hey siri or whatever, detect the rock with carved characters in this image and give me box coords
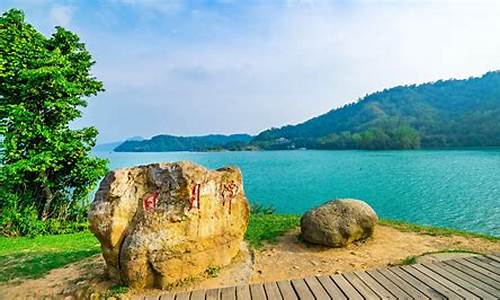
[88,161,249,289]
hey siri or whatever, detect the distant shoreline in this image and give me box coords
[98,146,500,153]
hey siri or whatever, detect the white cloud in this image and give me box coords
[48,5,74,27]
[60,1,500,141]
[115,0,184,14]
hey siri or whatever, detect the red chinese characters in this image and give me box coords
[221,181,239,213]
[189,184,201,209]
[143,192,159,211]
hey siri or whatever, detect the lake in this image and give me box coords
[93,149,500,236]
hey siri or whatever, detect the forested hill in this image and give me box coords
[252,71,500,150]
[114,134,253,152]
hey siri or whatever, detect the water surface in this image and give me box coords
[94,149,500,236]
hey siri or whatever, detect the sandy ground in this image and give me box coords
[250,225,500,283]
[1,224,499,299]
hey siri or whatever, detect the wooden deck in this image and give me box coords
[144,254,500,299]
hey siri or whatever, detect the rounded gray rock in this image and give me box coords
[300,199,378,247]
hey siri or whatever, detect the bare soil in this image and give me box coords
[1,224,499,299]
[250,225,500,283]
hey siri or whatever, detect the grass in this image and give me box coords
[0,232,100,283]
[205,266,220,278]
[379,219,500,241]
[104,285,129,297]
[245,214,300,248]
[1,215,498,283]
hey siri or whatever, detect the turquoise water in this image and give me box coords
[94,149,500,236]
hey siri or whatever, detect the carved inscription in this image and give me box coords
[143,192,159,211]
[189,183,201,209]
[221,180,239,213]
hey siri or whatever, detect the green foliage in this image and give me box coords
[253,71,500,150]
[245,214,300,248]
[114,134,252,152]
[205,266,220,278]
[400,256,417,265]
[250,202,276,215]
[105,285,129,297]
[0,231,100,282]
[0,9,108,236]
[316,126,421,150]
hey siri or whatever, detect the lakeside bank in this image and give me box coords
[1,215,499,298]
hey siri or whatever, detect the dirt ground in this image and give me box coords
[1,224,499,299]
[250,225,500,283]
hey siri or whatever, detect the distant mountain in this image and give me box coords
[114,134,253,152]
[252,71,500,150]
[94,136,144,152]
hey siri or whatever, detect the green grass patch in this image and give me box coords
[104,285,129,297]
[0,231,100,282]
[379,219,500,241]
[400,256,417,265]
[245,214,300,248]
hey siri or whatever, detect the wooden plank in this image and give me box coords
[400,265,463,299]
[486,254,500,263]
[264,281,282,300]
[365,270,414,299]
[220,286,236,300]
[236,285,252,300]
[330,274,363,300]
[423,262,499,299]
[316,276,347,299]
[276,280,298,300]
[436,261,500,296]
[175,291,191,300]
[206,288,220,300]
[481,257,500,268]
[190,289,206,300]
[388,267,444,299]
[249,283,267,300]
[145,296,159,300]
[342,272,380,299]
[159,293,174,300]
[453,258,500,282]
[291,278,314,300]
[354,271,397,299]
[465,257,500,275]
[379,268,430,299]
[444,260,500,291]
[303,276,330,299]
[412,264,479,299]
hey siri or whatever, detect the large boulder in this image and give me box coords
[300,199,377,247]
[88,161,249,289]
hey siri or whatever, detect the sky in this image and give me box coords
[1,0,500,143]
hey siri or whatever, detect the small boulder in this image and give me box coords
[300,199,377,247]
[88,161,249,289]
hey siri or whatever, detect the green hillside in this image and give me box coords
[114,134,253,152]
[252,71,500,150]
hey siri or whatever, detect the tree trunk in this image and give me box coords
[41,185,53,221]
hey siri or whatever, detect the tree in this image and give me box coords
[0,9,108,236]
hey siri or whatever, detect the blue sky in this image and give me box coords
[2,0,500,143]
